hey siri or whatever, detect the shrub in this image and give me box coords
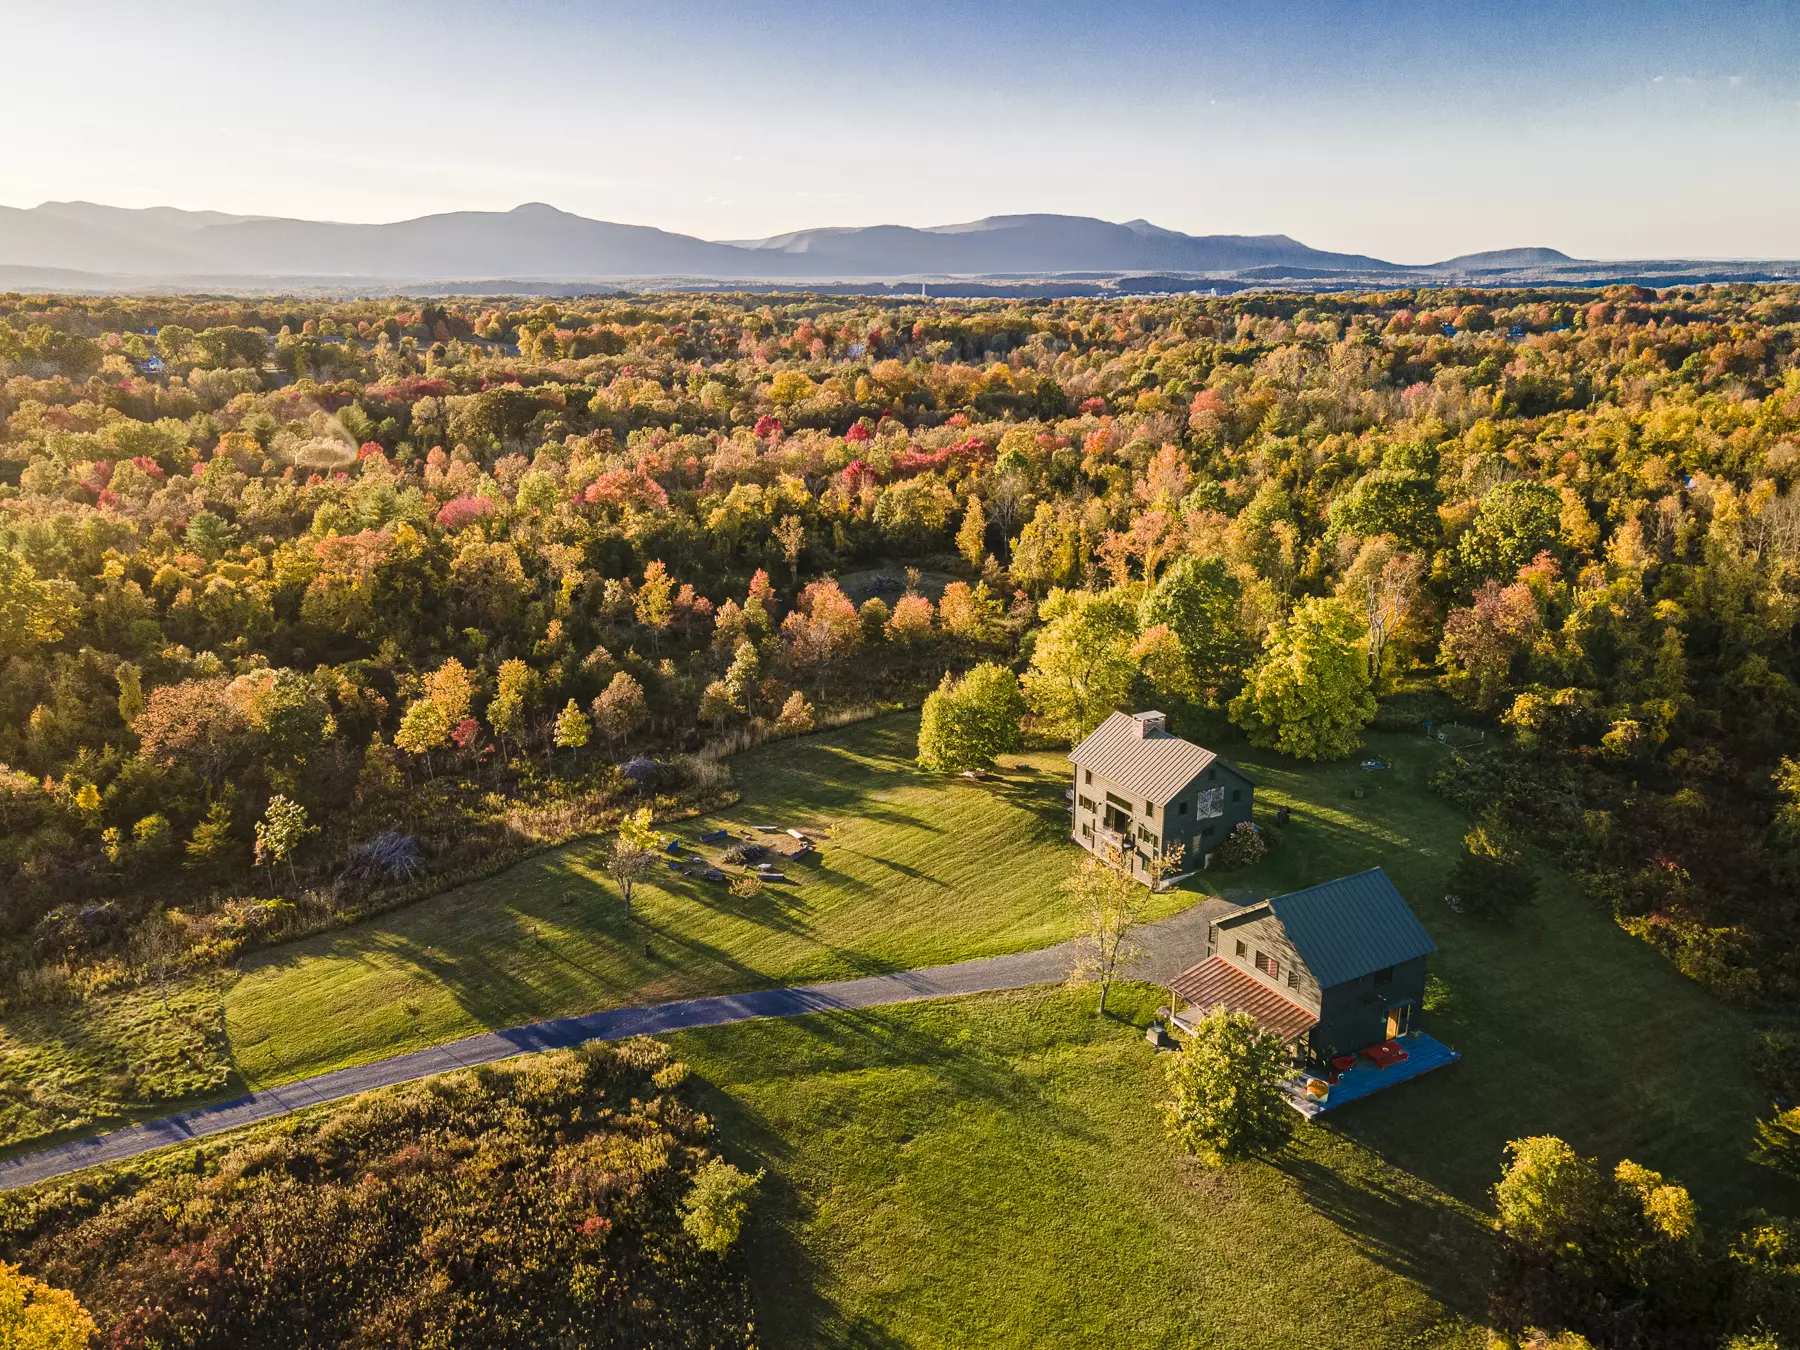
[1446,810,1538,919]
[1371,688,1459,732]
[1214,821,1268,869]
[622,757,686,793]
[680,1158,763,1254]
[0,1260,96,1349]
[0,1042,755,1348]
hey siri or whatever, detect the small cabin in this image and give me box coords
[1171,867,1437,1065]
[1066,710,1255,883]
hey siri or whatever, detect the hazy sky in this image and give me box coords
[6,0,1800,261]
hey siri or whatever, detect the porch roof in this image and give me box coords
[1168,956,1318,1043]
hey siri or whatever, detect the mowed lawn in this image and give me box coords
[226,717,1172,1086]
[225,713,1786,1227]
[671,984,1491,1350]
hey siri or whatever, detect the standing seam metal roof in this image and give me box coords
[1168,956,1318,1042]
[1265,867,1437,989]
[1066,711,1226,803]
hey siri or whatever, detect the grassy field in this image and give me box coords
[672,983,1490,1350]
[224,717,1184,1086]
[5,711,1789,1343]
[216,715,1787,1216]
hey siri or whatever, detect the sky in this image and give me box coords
[5,0,1800,262]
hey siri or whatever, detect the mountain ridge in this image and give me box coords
[0,200,1552,281]
[1,201,1795,292]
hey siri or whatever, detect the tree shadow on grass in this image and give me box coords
[685,1078,912,1349]
[675,994,1120,1346]
[1273,1146,1494,1321]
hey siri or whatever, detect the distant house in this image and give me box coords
[1171,867,1437,1063]
[1067,710,1254,883]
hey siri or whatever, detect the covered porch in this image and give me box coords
[1165,955,1318,1045]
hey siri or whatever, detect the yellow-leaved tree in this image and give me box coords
[0,1261,97,1350]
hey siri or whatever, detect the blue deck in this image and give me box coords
[1286,1033,1460,1117]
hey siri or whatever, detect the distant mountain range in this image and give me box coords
[0,201,1794,295]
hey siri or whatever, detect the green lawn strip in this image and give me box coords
[225,716,1191,1087]
[669,983,1490,1350]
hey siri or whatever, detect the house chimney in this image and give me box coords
[1134,711,1166,738]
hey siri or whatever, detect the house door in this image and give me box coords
[1385,1002,1414,1039]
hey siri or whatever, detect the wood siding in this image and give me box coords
[1070,760,1254,879]
[1205,907,1322,1014]
[1310,956,1430,1060]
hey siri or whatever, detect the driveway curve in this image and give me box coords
[0,892,1239,1192]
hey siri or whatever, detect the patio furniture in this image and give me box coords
[1361,1040,1410,1071]
[664,838,684,854]
[700,829,731,843]
[1330,1054,1357,1074]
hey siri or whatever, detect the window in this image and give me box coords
[1202,825,1215,838]
[1207,767,1216,782]
[1084,769,1092,785]
[1178,800,1189,815]
[1078,795,1095,813]
[1287,969,1299,989]
[1195,787,1225,819]
[1136,824,1153,844]
[1231,789,1242,803]
[1254,950,1278,979]
[1373,967,1394,988]
[1145,800,1155,816]
[1081,824,1093,840]
[1234,940,1246,958]
[1105,792,1132,811]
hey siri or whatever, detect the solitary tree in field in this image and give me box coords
[1065,845,1179,1014]
[681,1157,764,1254]
[553,699,591,756]
[917,663,1026,773]
[1446,808,1538,918]
[607,805,661,914]
[1162,1007,1294,1166]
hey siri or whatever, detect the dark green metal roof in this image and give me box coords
[1267,867,1437,989]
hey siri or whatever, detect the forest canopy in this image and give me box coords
[2,281,1800,1024]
